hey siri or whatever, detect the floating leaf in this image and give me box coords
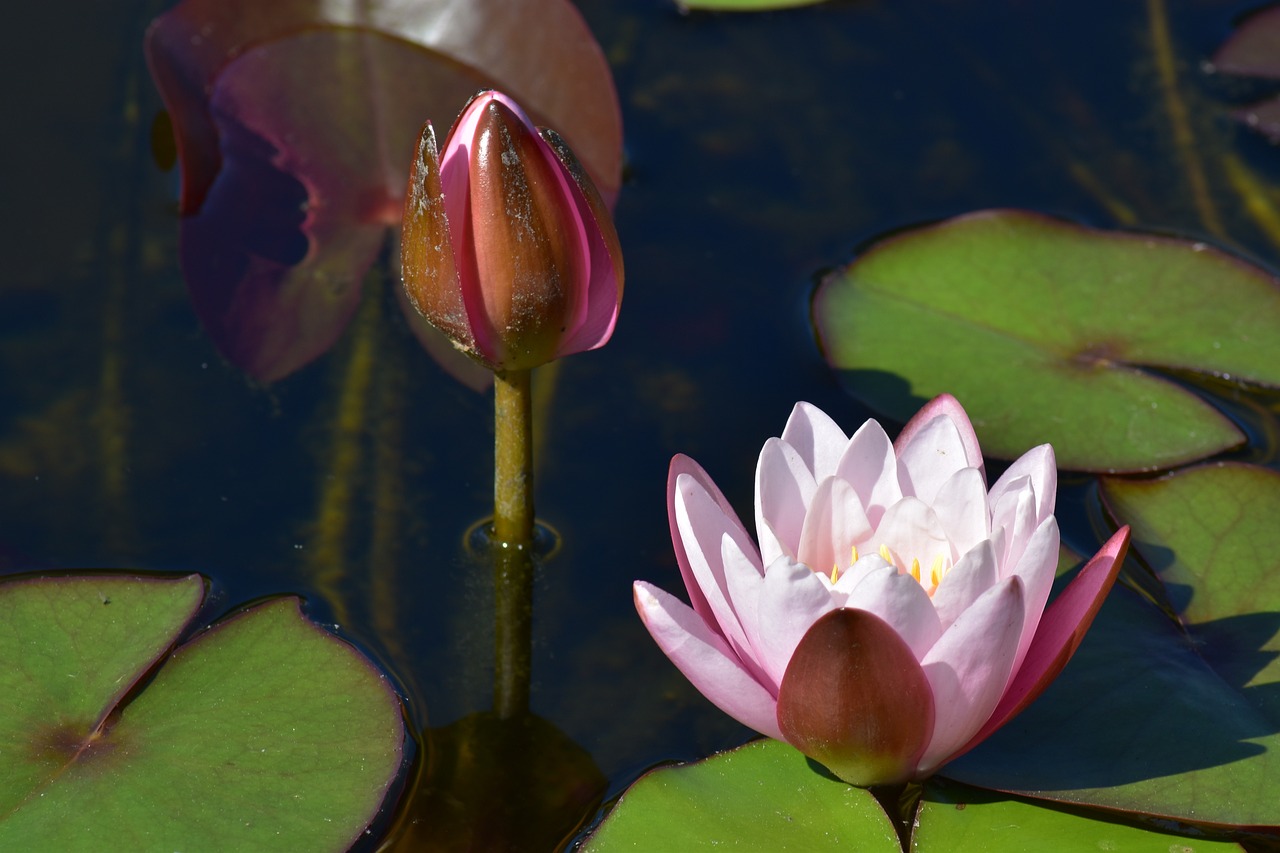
[944,464,1280,830]
[1212,5,1280,143]
[581,739,900,851]
[145,0,622,381]
[915,779,1245,851]
[0,573,404,851]
[814,210,1280,472]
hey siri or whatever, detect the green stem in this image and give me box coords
[492,369,535,717]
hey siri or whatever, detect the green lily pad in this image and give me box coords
[944,465,1280,830]
[813,209,1280,472]
[0,573,404,851]
[915,779,1246,851]
[581,739,900,851]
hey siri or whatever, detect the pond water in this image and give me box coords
[2,0,1277,848]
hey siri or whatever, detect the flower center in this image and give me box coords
[833,544,951,596]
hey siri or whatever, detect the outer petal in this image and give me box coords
[1005,516,1061,676]
[842,564,943,659]
[777,608,934,787]
[634,582,784,740]
[896,415,972,505]
[988,444,1056,525]
[916,576,1025,776]
[835,419,903,527]
[752,557,838,688]
[668,454,758,625]
[779,402,848,481]
[895,394,986,484]
[755,437,819,566]
[795,476,872,579]
[951,526,1130,761]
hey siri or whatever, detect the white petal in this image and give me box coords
[795,477,873,579]
[991,484,1037,571]
[674,472,764,664]
[896,415,971,505]
[872,497,952,570]
[930,539,999,631]
[634,582,784,740]
[835,419,902,527]
[917,577,1025,774]
[755,438,818,567]
[780,402,848,481]
[930,467,990,558]
[753,556,838,689]
[1006,517,1060,676]
[989,444,1056,525]
[843,564,943,659]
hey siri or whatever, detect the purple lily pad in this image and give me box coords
[1212,5,1280,143]
[145,0,622,381]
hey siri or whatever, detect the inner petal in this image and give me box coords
[872,497,954,578]
[796,476,872,579]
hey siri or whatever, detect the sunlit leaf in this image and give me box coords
[581,739,900,851]
[0,574,404,851]
[813,210,1280,472]
[1213,5,1280,143]
[145,0,622,381]
[944,464,1280,830]
[915,779,1245,851]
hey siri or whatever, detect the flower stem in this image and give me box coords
[492,368,534,717]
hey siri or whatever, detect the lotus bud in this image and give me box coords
[401,91,623,373]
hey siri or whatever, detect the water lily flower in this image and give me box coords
[401,90,624,373]
[634,395,1129,787]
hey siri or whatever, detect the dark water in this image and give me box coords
[1,0,1276,847]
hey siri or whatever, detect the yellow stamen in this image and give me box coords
[831,563,839,583]
[850,544,859,564]
[879,544,893,564]
[909,558,921,582]
[930,555,945,588]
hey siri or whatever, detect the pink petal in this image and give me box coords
[842,564,943,659]
[719,532,773,686]
[990,483,1037,570]
[634,582,783,740]
[917,576,1025,776]
[755,437,818,566]
[930,539,999,631]
[895,394,986,484]
[779,402,848,481]
[835,419,903,527]
[795,476,872,579]
[1006,517,1061,675]
[777,608,935,787]
[930,467,991,559]
[753,557,838,688]
[871,497,951,572]
[896,415,973,506]
[989,444,1056,525]
[950,526,1130,761]
[668,454,756,625]
[671,469,763,662]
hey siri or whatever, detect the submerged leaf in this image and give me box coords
[1213,5,1280,143]
[145,0,621,381]
[814,210,1280,472]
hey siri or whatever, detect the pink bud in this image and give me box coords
[401,91,623,373]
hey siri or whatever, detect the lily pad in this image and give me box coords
[915,779,1245,851]
[0,573,404,851]
[1212,5,1280,143]
[581,739,900,851]
[813,210,1280,472]
[145,0,622,381]
[944,465,1280,830]
[676,0,827,11]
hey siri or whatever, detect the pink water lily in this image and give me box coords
[634,395,1129,786]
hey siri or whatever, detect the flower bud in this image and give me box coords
[401,91,623,373]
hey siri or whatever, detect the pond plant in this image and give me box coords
[4,0,1280,850]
